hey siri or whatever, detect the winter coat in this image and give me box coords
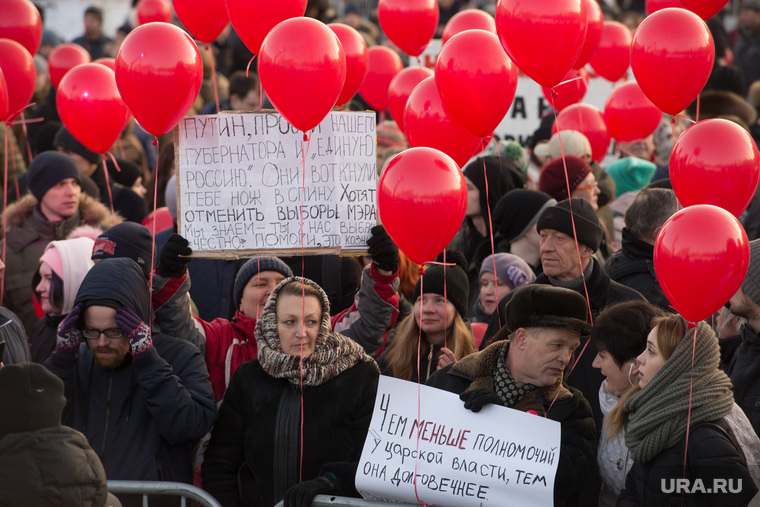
[0,426,108,507]
[481,258,645,435]
[605,228,670,312]
[617,419,756,506]
[728,324,760,437]
[427,340,597,507]
[0,306,29,364]
[597,380,632,507]
[154,263,398,402]
[29,313,64,364]
[0,193,114,334]
[44,258,217,486]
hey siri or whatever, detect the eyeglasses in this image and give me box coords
[82,328,124,340]
[574,182,599,192]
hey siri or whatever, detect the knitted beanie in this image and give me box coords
[505,284,592,335]
[463,156,509,220]
[538,155,593,201]
[742,239,760,306]
[54,126,101,163]
[479,253,536,290]
[27,151,82,201]
[493,189,557,243]
[91,222,155,280]
[0,363,66,440]
[606,157,657,197]
[536,198,603,252]
[412,250,469,318]
[233,257,294,309]
[499,140,529,174]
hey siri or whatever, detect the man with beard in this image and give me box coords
[44,258,216,504]
[726,238,760,436]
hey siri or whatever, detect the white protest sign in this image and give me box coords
[174,111,377,258]
[356,376,561,507]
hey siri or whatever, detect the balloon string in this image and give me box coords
[682,325,697,480]
[207,44,221,114]
[544,97,594,417]
[695,94,700,123]
[245,55,255,78]
[413,264,427,507]
[1,126,7,305]
[148,137,160,328]
[482,147,500,327]
[116,138,126,160]
[100,155,118,225]
[298,129,312,484]
[443,249,447,351]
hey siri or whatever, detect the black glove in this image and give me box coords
[157,233,192,278]
[367,225,398,272]
[284,475,338,507]
[460,389,504,413]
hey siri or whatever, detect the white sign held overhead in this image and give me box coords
[356,376,561,507]
[175,111,377,258]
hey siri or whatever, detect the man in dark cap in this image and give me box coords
[1,151,113,334]
[91,222,155,280]
[482,199,644,434]
[428,284,597,507]
[55,127,147,223]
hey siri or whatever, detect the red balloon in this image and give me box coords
[604,82,662,142]
[173,0,229,43]
[137,0,174,25]
[588,21,631,82]
[377,0,439,57]
[48,43,91,90]
[631,8,714,116]
[328,24,369,107]
[57,64,131,154]
[442,9,496,46]
[115,22,203,137]
[436,29,517,137]
[0,38,36,122]
[654,205,749,322]
[553,103,610,162]
[94,58,116,71]
[573,0,603,69]
[496,0,587,87]
[0,0,42,56]
[226,0,307,55]
[680,0,727,20]
[358,46,403,112]
[670,119,760,217]
[259,18,345,132]
[0,69,8,122]
[404,77,483,168]
[541,68,588,112]
[377,147,467,264]
[645,0,685,15]
[388,66,433,133]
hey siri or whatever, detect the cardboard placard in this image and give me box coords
[174,111,377,258]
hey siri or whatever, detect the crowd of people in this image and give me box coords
[3,0,760,506]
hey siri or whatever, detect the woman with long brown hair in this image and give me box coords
[379,250,475,383]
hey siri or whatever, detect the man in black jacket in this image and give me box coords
[428,284,597,507]
[605,187,678,312]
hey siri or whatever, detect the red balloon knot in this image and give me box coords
[686,322,696,330]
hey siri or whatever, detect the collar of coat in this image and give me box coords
[452,340,574,415]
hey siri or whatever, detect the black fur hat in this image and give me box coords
[505,284,591,335]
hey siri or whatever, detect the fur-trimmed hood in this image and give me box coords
[2,192,118,237]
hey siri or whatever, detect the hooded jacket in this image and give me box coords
[202,278,379,507]
[45,258,217,486]
[1,193,114,334]
[29,237,95,363]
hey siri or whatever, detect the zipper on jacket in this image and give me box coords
[99,371,114,461]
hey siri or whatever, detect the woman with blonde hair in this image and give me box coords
[379,251,475,383]
[610,314,757,506]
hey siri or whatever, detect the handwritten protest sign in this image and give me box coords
[356,376,561,507]
[174,111,377,258]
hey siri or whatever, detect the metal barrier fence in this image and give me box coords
[107,481,222,507]
[108,481,408,507]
